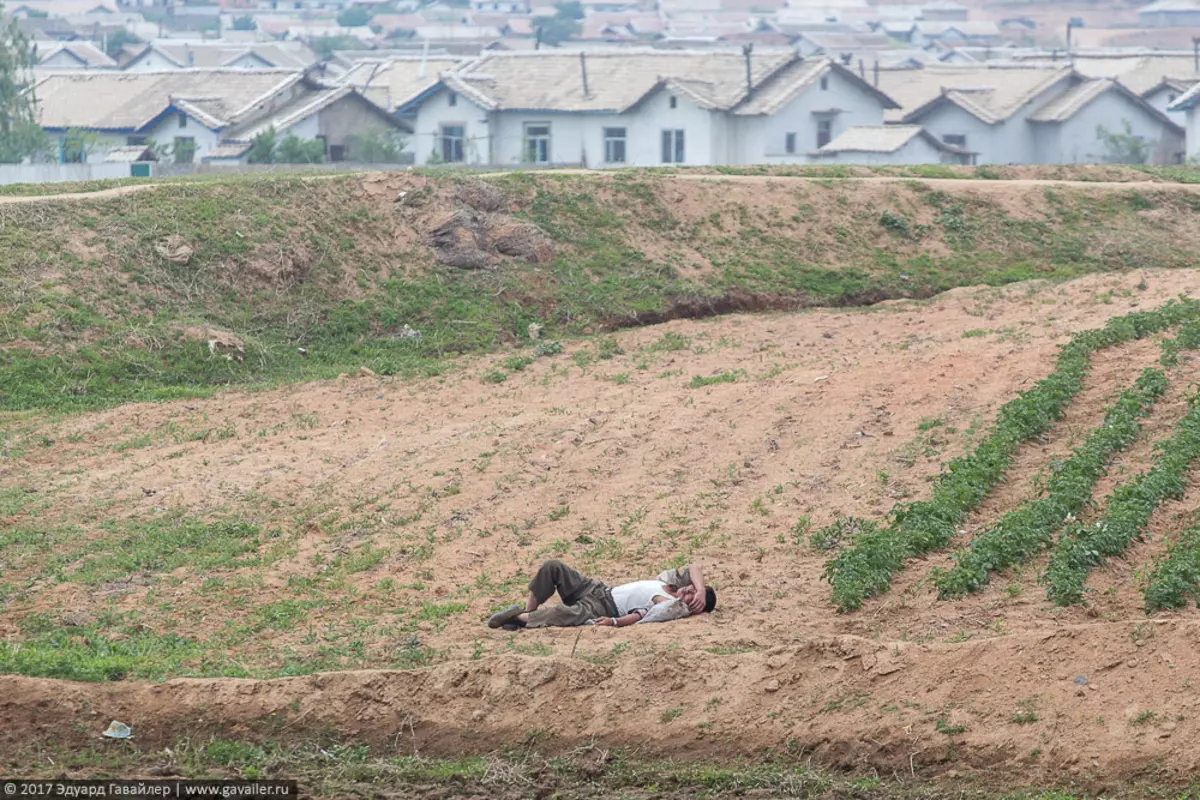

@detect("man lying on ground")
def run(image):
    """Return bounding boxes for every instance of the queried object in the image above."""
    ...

[486,558,716,630]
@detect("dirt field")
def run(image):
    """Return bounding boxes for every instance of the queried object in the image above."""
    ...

[6,262,1200,790]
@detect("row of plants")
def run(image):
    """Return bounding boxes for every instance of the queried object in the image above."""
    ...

[1043,385,1200,606]
[821,297,1200,612]
[1143,519,1200,612]
[931,368,1169,599]
[1159,320,1200,367]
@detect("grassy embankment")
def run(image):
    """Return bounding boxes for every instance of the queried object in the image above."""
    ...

[3,170,1200,413]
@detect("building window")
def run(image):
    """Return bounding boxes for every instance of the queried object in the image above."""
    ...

[448,91,457,107]
[440,124,465,162]
[943,133,967,149]
[820,76,829,90]
[661,129,685,163]
[669,95,677,109]
[524,122,550,164]
[178,112,188,129]
[126,135,148,146]
[785,132,796,154]
[816,119,832,148]
[604,127,626,163]
[173,136,195,164]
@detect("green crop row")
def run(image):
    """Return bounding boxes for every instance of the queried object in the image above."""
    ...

[1044,387,1200,606]
[932,368,1169,599]
[1143,520,1200,612]
[821,297,1200,612]
[1159,320,1200,367]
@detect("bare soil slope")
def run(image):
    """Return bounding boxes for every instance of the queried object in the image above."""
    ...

[6,270,1200,786]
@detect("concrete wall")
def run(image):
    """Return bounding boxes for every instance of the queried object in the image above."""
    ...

[0,163,142,185]
[1038,91,1183,164]
[1188,106,1200,161]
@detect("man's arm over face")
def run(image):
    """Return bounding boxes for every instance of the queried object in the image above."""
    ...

[658,563,706,614]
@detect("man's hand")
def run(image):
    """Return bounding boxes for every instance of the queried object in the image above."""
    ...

[596,616,618,627]
[686,563,707,615]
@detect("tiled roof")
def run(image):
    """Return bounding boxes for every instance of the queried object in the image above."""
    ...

[1070,55,1200,95]
[1026,78,1113,122]
[816,124,971,154]
[32,69,303,131]
[127,42,317,70]
[339,56,466,110]
[817,124,923,152]
[35,40,117,68]
[428,48,800,112]
[877,64,1074,123]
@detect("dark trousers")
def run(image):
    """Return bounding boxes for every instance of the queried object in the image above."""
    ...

[525,559,618,628]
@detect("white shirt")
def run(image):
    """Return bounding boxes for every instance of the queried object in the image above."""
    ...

[610,579,671,616]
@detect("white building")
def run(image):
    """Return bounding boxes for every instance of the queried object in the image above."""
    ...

[878,65,1185,164]
[396,49,899,167]
[32,69,406,164]
[1168,81,1200,161]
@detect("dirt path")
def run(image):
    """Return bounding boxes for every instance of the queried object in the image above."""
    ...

[2,168,1198,205]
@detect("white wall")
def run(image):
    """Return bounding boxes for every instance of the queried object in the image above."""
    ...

[416,86,719,167]
[733,67,888,164]
[143,112,224,161]
[1144,86,1188,127]
[915,103,998,163]
[413,87,492,164]
[1039,91,1183,165]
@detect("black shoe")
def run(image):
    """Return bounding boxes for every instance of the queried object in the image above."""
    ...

[488,605,523,629]
[500,621,524,631]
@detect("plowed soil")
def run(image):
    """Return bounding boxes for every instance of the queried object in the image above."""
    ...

[6,267,1200,788]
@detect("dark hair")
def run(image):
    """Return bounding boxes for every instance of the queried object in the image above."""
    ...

[703,586,717,613]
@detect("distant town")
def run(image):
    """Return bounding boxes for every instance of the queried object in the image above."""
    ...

[5,0,1200,180]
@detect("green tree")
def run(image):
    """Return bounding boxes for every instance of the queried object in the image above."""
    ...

[0,4,45,163]
[349,128,407,163]
[230,14,257,30]
[247,127,277,164]
[1096,119,1152,165]
[310,34,363,58]
[104,29,142,59]
[59,128,97,163]
[275,133,325,163]
[336,7,370,26]
[534,1,583,45]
